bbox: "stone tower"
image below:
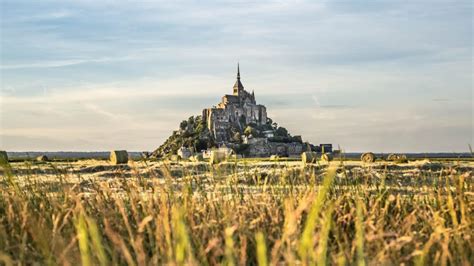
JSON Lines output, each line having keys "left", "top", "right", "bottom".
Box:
{"left": 233, "top": 63, "right": 244, "bottom": 96}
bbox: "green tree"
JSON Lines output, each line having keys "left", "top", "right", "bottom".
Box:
{"left": 244, "top": 126, "right": 257, "bottom": 137}
{"left": 266, "top": 117, "right": 273, "bottom": 125}
{"left": 195, "top": 123, "right": 204, "bottom": 134}
{"left": 180, "top": 120, "right": 188, "bottom": 130}
{"left": 276, "top": 127, "right": 288, "bottom": 137}
{"left": 194, "top": 139, "right": 207, "bottom": 152}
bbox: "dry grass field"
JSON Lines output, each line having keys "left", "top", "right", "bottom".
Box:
{"left": 0, "top": 158, "right": 473, "bottom": 265}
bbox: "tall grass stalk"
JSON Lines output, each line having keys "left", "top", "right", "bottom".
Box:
{"left": 355, "top": 197, "right": 366, "bottom": 266}
{"left": 298, "top": 163, "right": 337, "bottom": 263}
{"left": 75, "top": 211, "right": 91, "bottom": 266}
{"left": 86, "top": 216, "right": 108, "bottom": 266}
{"left": 316, "top": 203, "right": 334, "bottom": 266}
{"left": 0, "top": 158, "right": 471, "bottom": 265}
{"left": 255, "top": 232, "right": 268, "bottom": 266}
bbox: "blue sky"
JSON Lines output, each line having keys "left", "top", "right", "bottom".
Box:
{"left": 0, "top": 0, "right": 472, "bottom": 152}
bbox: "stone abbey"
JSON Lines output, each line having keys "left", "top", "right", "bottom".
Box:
{"left": 202, "top": 64, "right": 267, "bottom": 144}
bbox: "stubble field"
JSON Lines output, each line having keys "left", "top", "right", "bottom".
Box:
{"left": 0, "top": 157, "right": 473, "bottom": 265}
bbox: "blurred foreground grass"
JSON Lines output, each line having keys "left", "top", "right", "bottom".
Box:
{"left": 0, "top": 159, "right": 473, "bottom": 265}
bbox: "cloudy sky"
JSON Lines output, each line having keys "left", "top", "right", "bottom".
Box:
{"left": 0, "top": 0, "right": 472, "bottom": 152}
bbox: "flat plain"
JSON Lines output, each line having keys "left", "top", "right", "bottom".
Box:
{"left": 1, "top": 157, "right": 473, "bottom": 265}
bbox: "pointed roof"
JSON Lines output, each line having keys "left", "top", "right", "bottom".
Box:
{"left": 237, "top": 63, "right": 240, "bottom": 79}
{"left": 233, "top": 63, "right": 244, "bottom": 91}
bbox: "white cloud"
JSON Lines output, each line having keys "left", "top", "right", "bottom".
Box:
{"left": 0, "top": 0, "right": 471, "bottom": 151}
{"left": 0, "top": 55, "right": 137, "bottom": 70}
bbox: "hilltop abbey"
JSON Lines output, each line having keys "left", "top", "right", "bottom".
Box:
{"left": 203, "top": 64, "right": 267, "bottom": 143}
{"left": 152, "top": 64, "right": 330, "bottom": 158}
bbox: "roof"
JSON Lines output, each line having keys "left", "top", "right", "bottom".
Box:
{"left": 223, "top": 94, "right": 239, "bottom": 103}
{"left": 233, "top": 79, "right": 244, "bottom": 91}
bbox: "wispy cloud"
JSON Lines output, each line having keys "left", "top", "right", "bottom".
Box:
{"left": 0, "top": 56, "right": 137, "bottom": 70}
{"left": 82, "top": 103, "right": 123, "bottom": 121}
{"left": 1, "top": 0, "right": 472, "bottom": 151}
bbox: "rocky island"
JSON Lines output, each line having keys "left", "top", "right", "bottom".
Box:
{"left": 152, "top": 65, "right": 329, "bottom": 159}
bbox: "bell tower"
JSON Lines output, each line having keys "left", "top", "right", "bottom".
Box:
{"left": 233, "top": 63, "right": 244, "bottom": 95}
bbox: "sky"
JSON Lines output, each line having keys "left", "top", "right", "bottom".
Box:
{"left": 0, "top": 0, "right": 472, "bottom": 152}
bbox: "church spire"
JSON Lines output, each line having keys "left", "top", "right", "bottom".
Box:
{"left": 233, "top": 62, "right": 244, "bottom": 95}
{"left": 237, "top": 63, "right": 240, "bottom": 80}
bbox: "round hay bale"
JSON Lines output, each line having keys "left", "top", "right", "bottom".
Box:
{"left": 210, "top": 150, "right": 227, "bottom": 164}
{"left": 36, "top": 155, "right": 49, "bottom": 162}
{"left": 0, "top": 151, "right": 8, "bottom": 164}
{"left": 361, "top": 152, "right": 376, "bottom": 163}
{"left": 270, "top": 155, "right": 280, "bottom": 161}
{"left": 395, "top": 154, "right": 408, "bottom": 163}
{"left": 110, "top": 150, "right": 129, "bottom": 165}
{"left": 321, "top": 153, "right": 333, "bottom": 162}
{"left": 301, "top": 152, "right": 317, "bottom": 164}
{"left": 387, "top": 153, "right": 397, "bottom": 161}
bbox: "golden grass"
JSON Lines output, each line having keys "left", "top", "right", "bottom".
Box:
{"left": 0, "top": 159, "right": 472, "bottom": 265}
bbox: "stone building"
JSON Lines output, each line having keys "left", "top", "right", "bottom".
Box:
{"left": 177, "top": 147, "right": 193, "bottom": 159}
{"left": 244, "top": 137, "right": 304, "bottom": 157}
{"left": 202, "top": 64, "right": 267, "bottom": 144}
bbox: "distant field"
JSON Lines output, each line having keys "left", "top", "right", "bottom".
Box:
{"left": 0, "top": 158, "right": 472, "bottom": 265}
{"left": 5, "top": 151, "right": 473, "bottom": 161}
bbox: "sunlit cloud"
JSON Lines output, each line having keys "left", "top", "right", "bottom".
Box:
{"left": 0, "top": 0, "right": 471, "bottom": 151}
